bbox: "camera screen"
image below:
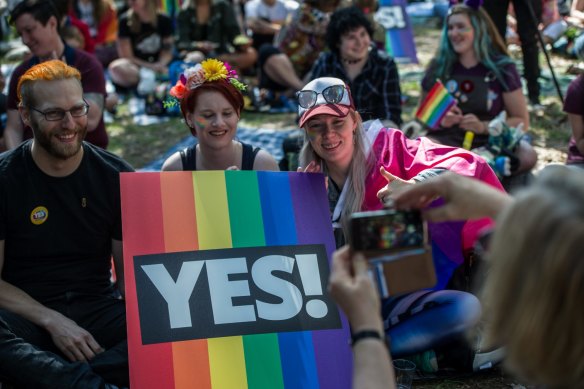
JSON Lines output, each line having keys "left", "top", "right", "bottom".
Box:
{"left": 350, "top": 210, "right": 425, "bottom": 253}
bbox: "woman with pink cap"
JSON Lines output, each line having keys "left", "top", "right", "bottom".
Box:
{"left": 298, "top": 76, "right": 503, "bottom": 369}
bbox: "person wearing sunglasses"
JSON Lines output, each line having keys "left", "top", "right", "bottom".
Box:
{"left": 298, "top": 76, "right": 504, "bottom": 369}
{"left": 309, "top": 6, "right": 402, "bottom": 128}
{"left": 0, "top": 60, "right": 132, "bottom": 388}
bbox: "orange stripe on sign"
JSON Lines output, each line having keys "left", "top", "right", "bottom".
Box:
{"left": 160, "top": 172, "right": 211, "bottom": 388}
{"left": 161, "top": 172, "right": 199, "bottom": 252}
{"left": 172, "top": 340, "right": 212, "bottom": 389}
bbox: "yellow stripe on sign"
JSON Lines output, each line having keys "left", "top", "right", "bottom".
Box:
{"left": 208, "top": 336, "right": 248, "bottom": 389}
{"left": 192, "top": 171, "right": 233, "bottom": 250}
{"left": 193, "top": 171, "right": 247, "bottom": 388}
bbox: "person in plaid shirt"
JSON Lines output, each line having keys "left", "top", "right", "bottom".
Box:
{"left": 309, "top": 6, "right": 402, "bottom": 128}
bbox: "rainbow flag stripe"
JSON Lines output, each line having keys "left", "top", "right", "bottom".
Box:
{"left": 120, "top": 171, "right": 352, "bottom": 389}
{"left": 380, "top": 0, "right": 418, "bottom": 63}
{"left": 415, "top": 80, "right": 456, "bottom": 129}
{"left": 159, "top": 0, "right": 181, "bottom": 17}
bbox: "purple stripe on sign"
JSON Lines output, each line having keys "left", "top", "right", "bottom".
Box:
{"left": 289, "top": 172, "right": 353, "bottom": 389}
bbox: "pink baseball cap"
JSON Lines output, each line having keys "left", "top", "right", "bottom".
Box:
{"left": 297, "top": 77, "right": 354, "bottom": 127}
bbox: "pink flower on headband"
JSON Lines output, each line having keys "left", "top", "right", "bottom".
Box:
{"left": 224, "top": 62, "right": 237, "bottom": 79}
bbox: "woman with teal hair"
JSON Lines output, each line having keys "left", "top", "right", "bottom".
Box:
{"left": 420, "top": 1, "right": 536, "bottom": 178}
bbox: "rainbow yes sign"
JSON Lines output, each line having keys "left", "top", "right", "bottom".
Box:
{"left": 120, "top": 171, "right": 352, "bottom": 389}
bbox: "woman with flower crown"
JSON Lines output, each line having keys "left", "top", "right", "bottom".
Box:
{"left": 420, "top": 1, "right": 536, "bottom": 183}
{"left": 162, "top": 59, "right": 279, "bottom": 171}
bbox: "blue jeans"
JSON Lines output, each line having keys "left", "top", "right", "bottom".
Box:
{"left": 383, "top": 290, "right": 481, "bottom": 357}
{"left": 0, "top": 292, "right": 128, "bottom": 388}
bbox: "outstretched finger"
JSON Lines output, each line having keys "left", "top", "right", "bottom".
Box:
{"left": 379, "top": 166, "right": 399, "bottom": 183}
{"left": 392, "top": 181, "right": 443, "bottom": 209}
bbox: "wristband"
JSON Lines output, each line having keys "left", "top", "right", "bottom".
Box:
{"left": 350, "top": 330, "right": 386, "bottom": 347}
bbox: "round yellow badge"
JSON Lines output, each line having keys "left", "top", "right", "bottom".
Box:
{"left": 30, "top": 206, "right": 49, "bottom": 225}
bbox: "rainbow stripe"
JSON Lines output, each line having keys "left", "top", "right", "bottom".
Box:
{"left": 415, "top": 80, "right": 456, "bottom": 129}
{"left": 120, "top": 171, "right": 352, "bottom": 389}
{"left": 158, "top": 0, "right": 181, "bottom": 17}
{"left": 380, "top": 0, "right": 418, "bottom": 64}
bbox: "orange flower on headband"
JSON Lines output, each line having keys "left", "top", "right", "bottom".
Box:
{"left": 169, "top": 82, "right": 187, "bottom": 100}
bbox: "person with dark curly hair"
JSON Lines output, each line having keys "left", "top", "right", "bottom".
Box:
{"left": 309, "top": 6, "right": 402, "bottom": 127}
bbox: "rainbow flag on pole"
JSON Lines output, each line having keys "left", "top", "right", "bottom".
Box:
{"left": 415, "top": 80, "right": 457, "bottom": 129}
{"left": 121, "top": 171, "right": 352, "bottom": 389}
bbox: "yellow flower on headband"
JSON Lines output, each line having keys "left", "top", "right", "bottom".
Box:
{"left": 202, "top": 59, "right": 228, "bottom": 81}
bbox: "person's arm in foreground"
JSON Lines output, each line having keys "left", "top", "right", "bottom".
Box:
{"left": 0, "top": 241, "right": 104, "bottom": 362}
{"left": 390, "top": 172, "right": 513, "bottom": 221}
{"left": 329, "top": 246, "right": 396, "bottom": 389}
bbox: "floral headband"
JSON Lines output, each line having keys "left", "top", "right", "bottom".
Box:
{"left": 166, "top": 59, "right": 246, "bottom": 107}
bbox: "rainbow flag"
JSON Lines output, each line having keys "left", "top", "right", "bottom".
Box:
{"left": 415, "top": 80, "right": 456, "bottom": 129}
{"left": 120, "top": 171, "right": 352, "bottom": 389}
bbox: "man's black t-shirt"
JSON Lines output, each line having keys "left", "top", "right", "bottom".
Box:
{"left": 0, "top": 141, "right": 134, "bottom": 304}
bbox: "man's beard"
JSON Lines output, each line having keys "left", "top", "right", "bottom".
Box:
{"left": 31, "top": 116, "right": 87, "bottom": 160}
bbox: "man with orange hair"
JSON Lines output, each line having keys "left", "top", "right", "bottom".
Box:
{"left": 0, "top": 60, "right": 132, "bottom": 388}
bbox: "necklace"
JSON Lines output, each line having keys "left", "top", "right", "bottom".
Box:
{"left": 341, "top": 57, "right": 365, "bottom": 65}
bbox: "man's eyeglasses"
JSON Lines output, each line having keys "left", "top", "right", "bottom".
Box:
{"left": 297, "top": 85, "right": 348, "bottom": 109}
{"left": 29, "top": 101, "right": 90, "bottom": 121}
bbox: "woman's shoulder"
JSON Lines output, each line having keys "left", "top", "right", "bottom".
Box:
{"left": 161, "top": 151, "right": 185, "bottom": 171}
{"left": 253, "top": 149, "right": 280, "bottom": 171}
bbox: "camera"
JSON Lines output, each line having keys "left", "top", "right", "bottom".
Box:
{"left": 349, "top": 209, "right": 436, "bottom": 297}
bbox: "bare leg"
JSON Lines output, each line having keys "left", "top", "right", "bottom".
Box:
{"left": 262, "top": 53, "right": 304, "bottom": 91}
{"left": 108, "top": 58, "right": 140, "bottom": 88}
{"left": 219, "top": 47, "right": 258, "bottom": 71}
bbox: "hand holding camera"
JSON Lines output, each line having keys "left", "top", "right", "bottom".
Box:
{"left": 349, "top": 208, "right": 436, "bottom": 298}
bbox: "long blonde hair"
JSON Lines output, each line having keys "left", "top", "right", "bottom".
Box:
{"left": 482, "top": 166, "right": 584, "bottom": 388}
{"left": 299, "top": 110, "right": 374, "bottom": 236}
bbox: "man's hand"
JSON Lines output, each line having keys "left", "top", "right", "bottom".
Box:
{"left": 45, "top": 311, "right": 104, "bottom": 362}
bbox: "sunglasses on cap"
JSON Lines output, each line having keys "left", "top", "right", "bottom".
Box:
{"left": 296, "top": 84, "right": 349, "bottom": 109}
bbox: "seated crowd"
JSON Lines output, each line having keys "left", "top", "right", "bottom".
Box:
{"left": 0, "top": 0, "right": 583, "bottom": 388}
